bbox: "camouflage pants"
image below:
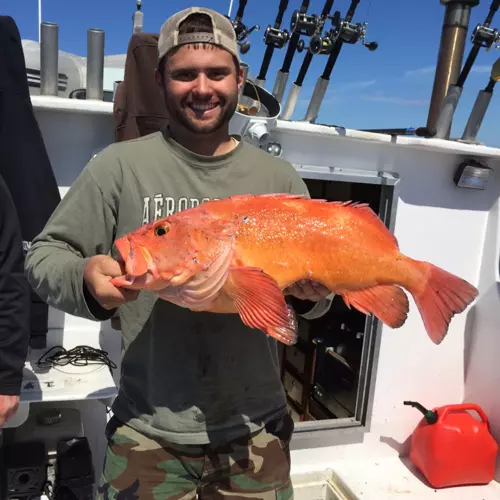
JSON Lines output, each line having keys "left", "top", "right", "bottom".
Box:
{"left": 95, "top": 413, "right": 294, "bottom": 500}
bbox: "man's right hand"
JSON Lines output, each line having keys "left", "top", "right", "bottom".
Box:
{"left": 84, "top": 255, "right": 139, "bottom": 310}
{"left": 0, "top": 395, "right": 19, "bottom": 427}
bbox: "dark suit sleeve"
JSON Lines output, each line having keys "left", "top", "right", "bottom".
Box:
{"left": 0, "top": 174, "right": 29, "bottom": 395}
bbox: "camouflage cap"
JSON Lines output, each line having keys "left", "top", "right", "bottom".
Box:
{"left": 157, "top": 7, "right": 240, "bottom": 64}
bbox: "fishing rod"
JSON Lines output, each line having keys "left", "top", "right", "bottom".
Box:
{"left": 461, "top": 56, "right": 500, "bottom": 142}
{"left": 254, "top": 0, "right": 290, "bottom": 88}
{"left": 228, "top": 0, "right": 260, "bottom": 54}
{"left": 281, "top": 0, "right": 335, "bottom": 120}
{"left": 434, "top": 0, "right": 500, "bottom": 139}
{"left": 304, "top": 0, "right": 378, "bottom": 123}
{"left": 272, "top": 0, "right": 312, "bottom": 103}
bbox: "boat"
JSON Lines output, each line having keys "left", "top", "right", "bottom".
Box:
{"left": 2, "top": 0, "right": 500, "bottom": 498}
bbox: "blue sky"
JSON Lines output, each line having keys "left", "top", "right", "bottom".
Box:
{"left": 3, "top": 0, "right": 500, "bottom": 147}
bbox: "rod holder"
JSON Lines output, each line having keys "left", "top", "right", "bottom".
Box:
{"left": 133, "top": 11, "right": 144, "bottom": 33}
{"left": 304, "top": 76, "right": 329, "bottom": 122}
{"left": 238, "top": 62, "right": 250, "bottom": 105}
{"left": 86, "top": 28, "right": 105, "bottom": 100}
{"left": 40, "top": 22, "right": 59, "bottom": 96}
{"left": 461, "top": 90, "right": 493, "bottom": 142}
{"left": 272, "top": 70, "right": 289, "bottom": 102}
{"left": 281, "top": 83, "right": 301, "bottom": 120}
{"left": 254, "top": 78, "right": 265, "bottom": 88}
{"left": 113, "top": 80, "right": 122, "bottom": 101}
{"left": 133, "top": 0, "right": 144, "bottom": 33}
{"left": 434, "top": 84, "right": 463, "bottom": 139}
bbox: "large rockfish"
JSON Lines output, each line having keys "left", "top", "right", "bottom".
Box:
{"left": 110, "top": 193, "right": 478, "bottom": 345}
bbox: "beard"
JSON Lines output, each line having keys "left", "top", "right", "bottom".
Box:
{"left": 164, "top": 92, "right": 238, "bottom": 135}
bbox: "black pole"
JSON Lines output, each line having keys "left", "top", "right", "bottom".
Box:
{"left": 485, "top": 0, "right": 500, "bottom": 25}
{"left": 321, "top": 0, "right": 360, "bottom": 79}
{"left": 456, "top": 0, "right": 500, "bottom": 88}
{"left": 258, "top": 46, "right": 277, "bottom": 81}
{"left": 257, "top": 0, "right": 289, "bottom": 81}
{"left": 235, "top": 0, "right": 247, "bottom": 22}
{"left": 280, "top": 0, "right": 310, "bottom": 73}
{"left": 293, "top": 0, "right": 334, "bottom": 86}
{"left": 485, "top": 78, "right": 497, "bottom": 93}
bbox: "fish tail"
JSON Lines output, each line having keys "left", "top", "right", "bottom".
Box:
{"left": 407, "top": 260, "right": 478, "bottom": 344}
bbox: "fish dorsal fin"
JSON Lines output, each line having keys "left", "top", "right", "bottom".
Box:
{"left": 226, "top": 193, "right": 309, "bottom": 203}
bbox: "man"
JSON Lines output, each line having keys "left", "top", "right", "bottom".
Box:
{"left": 25, "top": 7, "right": 332, "bottom": 498}
{"left": 0, "top": 172, "right": 30, "bottom": 427}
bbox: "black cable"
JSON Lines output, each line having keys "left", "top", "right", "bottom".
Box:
{"left": 37, "top": 345, "right": 117, "bottom": 372}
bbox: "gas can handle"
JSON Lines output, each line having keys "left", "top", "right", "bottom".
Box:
{"left": 438, "top": 403, "right": 489, "bottom": 425}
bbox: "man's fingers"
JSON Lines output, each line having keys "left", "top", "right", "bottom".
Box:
{"left": 118, "top": 289, "right": 140, "bottom": 303}
{"left": 283, "top": 280, "right": 331, "bottom": 301}
{"left": 100, "top": 255, "right": 127, "bottom": 277}
{"left": 0, "top": 396, "right": 19, "bottom": 427}
{"left": 312, "top": 281, "right": 329, "bottom": 291}
{"left": 0, "top": 410, "right": 16, "bottom": 427}
{"left": 98, "top": 285, "right": 140, "bottom": 310}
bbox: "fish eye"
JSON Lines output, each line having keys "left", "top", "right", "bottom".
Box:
{"left": 154, "top": 225, "right": 169, "bottom": 237}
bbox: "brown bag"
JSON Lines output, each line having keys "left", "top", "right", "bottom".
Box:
{"left": 113, "top": 32, "right": 169, "bottom": 142}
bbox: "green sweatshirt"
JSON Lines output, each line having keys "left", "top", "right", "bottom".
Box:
{"left": 25, "top": 129, "right": 324, "bottom": 445}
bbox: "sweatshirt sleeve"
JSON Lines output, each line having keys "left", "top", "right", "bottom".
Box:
{"left": 24, "top": 149, "right": 121, "bottom": 322}
{"left": 0, "top": 174, "right": 30, "bottom": 395}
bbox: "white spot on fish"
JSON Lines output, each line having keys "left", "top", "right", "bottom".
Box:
{"left": 274, "top": 262, "right": 289, "bottom": 269}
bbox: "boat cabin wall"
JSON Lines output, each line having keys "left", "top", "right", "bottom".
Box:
{"left": 29, "top": 100, "right": 500, "bottom": 477}
{"left": 273, "top": 124, "right": 500, "bottom": 468}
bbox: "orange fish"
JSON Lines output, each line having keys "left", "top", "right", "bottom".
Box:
{"left": 110, "top": 193, "right": 478, "bottom": 345}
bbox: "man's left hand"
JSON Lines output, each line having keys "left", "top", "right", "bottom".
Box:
{"left": 283, "top": 279, "right": 331, "bottom": 301}
{"left": 0, "top": 395, "right": 20, "bottom": 427}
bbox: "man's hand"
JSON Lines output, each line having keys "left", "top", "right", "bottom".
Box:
{"left": 283, "top": 279, "right": 331, "bottom": 301}
{"left": 0, "top": 395, "right": 19, "bottom": 427}
{"left": 84, "top": 255, "right": 139, "bottom": 310}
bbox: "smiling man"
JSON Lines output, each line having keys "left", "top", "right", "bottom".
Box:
{"left": 25, "top": 7, "right": 332, "bottom": 499}
{"left": 156, "top": 14, "right": 240, "bottom": 151}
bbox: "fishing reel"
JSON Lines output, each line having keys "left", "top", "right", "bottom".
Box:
{"left": 263, "top": 25, "right": 291, "bottom": 49}
{"left": 308, "top": 33, "right": 333, "bottom": 55}
{"left": 290, "top": 11, "right": 320, "bottom": 36}
{"left": 471, "top": 23, "right": 500, "bottom": 50}
{"left": 298, "top": 14, "right": 331, "bottom": 54}
{"left": 288, "top": 11, "right": 318, "bottom": 53}
{"left": 310, "top": 11, "right": 378, "bottom": 55}
{"left": 230, "top": 18, "right": 260, "bottom": 54}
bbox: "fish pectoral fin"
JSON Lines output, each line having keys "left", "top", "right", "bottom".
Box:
{"left": 225, "top": 266, "right": 298, "bottom": 345}
{"left": 341, "top": 285, "right": 409, "bottom": 329}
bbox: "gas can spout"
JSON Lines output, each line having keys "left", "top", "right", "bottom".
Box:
{"left": 404, "top": 400, "right": 438, "bottom": 424}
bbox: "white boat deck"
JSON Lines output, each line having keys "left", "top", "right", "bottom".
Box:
{"left": 291, "top": 440, "right": 500, "bottom": 499}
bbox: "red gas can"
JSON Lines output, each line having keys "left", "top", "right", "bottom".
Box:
{"left": 404, "top": 401, "right": 499, "bottom": 488}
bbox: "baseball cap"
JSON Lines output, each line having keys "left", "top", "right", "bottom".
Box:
{"left": 157, "top": 7, "right": 241, "bottom": 65}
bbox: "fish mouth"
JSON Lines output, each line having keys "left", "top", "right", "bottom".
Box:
{"left": 113, "top": 236, "right": 152, "bottom": 283}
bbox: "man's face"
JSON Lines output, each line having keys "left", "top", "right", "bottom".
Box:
{"left": 158, "top": 44, "right": 242, "bottom": 135}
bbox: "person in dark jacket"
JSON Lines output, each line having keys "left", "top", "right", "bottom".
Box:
{"left": 0, "top": 172, "right": 30, "bottom": 426}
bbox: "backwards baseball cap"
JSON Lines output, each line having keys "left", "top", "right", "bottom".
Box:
{"left": 157, "top": 7, "right": 241, "bottom": 65}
